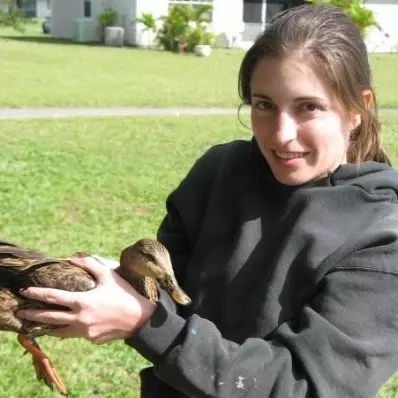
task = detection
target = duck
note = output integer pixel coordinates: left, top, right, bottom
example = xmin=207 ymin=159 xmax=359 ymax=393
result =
xmin=0 ymin=238 xmax=191 ymax=396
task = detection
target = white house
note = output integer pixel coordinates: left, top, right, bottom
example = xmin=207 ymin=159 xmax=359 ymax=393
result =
xmin=239 ymin=0 xmax=398 ymax=52
xmin=51 ymin=0 xmax=167 ymax=43
xmin=364 ymin=0 xmax=398 ymax=52
xmin=50 ymin=0 xmax=244 ymax=45
xmin=49 ymin=0 xmax=398 ymax=52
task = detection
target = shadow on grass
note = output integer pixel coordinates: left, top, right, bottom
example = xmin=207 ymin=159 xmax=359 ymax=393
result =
xmin=0 ymin=33 xmax=144 ymax=50
xmin=0 ymin=34 xmax=197 ymax=56
xmin=0 ymin=34 xmax=107 ymax=47
xmin=0 ymin=32 xmax=220 ymax=57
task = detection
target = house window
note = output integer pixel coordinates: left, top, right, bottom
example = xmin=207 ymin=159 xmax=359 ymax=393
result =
xmin=169 ymin=0 xmax=213 ymax=3
xmin=266 ymin=0 xmax=305 ymax=22
xmin=16 ymin=0 xmax=36 ymax=17
xmin=243 ymin=0 xmax=263 ymax=23
xmin=84 ymin=0 xmax=91 ymax=17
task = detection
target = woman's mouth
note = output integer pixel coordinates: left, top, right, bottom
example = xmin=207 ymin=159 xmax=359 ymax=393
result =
xmin=273 ymin=151 xmax=308 ymax=160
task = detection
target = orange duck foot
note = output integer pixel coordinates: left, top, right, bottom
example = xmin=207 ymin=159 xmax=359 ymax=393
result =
xmin=17 ymin=334 xmax=68 ymax=396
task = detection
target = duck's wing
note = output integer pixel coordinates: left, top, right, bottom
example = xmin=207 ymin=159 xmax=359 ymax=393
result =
xmin=0 ymin=241 xmax=63 ymax=286
xmin=0 ymin=241 xmax=96 ymax=292
xmin=0 ymin=240 xmax=49 ymax=271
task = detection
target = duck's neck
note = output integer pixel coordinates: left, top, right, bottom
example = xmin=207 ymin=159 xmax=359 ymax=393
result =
xmin=115 ymin=267 xmax=159 ymax=302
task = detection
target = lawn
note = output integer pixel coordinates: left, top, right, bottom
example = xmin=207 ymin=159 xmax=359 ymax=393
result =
xmin=0 ymin=114 xmax=398 ymax=397
xmin=0 ymin=24 xmax=243 ymax=109
xmin=0 ymin=115 xmax=248 ymax=397
xmin=0 ymin=24 xmax=398 ymax=109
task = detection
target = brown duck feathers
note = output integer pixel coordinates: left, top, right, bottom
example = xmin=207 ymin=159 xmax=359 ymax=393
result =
xmin=0 ymin=238 xmax=191 ymax=396
xmin=0 ymin=240 xmax=95 ymax=335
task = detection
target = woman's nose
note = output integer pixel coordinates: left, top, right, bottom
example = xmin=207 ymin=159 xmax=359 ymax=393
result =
xmin=274 ymin=112 xmax=297 ymax=144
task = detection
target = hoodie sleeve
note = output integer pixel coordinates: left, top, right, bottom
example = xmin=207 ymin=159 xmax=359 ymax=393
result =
xmin=153 ymin=201 xmax=190 ymax=314
xmin=154 ymin=143 xmax=230 ymax=313
xmin=126 ymin=239 xmax=398 ymax=398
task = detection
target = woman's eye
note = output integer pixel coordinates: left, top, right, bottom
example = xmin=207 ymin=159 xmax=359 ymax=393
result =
xmin=301 ymin=102 xmax=322 ymax=112
xmin=254 ymin=101 xmax=273 ymax=111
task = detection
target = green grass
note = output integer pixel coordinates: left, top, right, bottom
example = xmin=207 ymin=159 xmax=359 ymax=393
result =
xmin=0 ymin=115 xmax=248 ymax=397
xmin=0 ymin=25 xmax=244 ymax=108
xmin=1 ymin=23 xmax=398 ymax=108
xmin=0 ymin=114 xmax=398 ymax=396
xmin=370 ymin=54 xmax=398 ymax=109
xmin=0 ymin=115 xmax=248 ymax=253
xmin=379 ymin=376 xmax=398 ymax=398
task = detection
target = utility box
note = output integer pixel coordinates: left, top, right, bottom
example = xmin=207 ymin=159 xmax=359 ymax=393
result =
xmin=73 ymin=18 xmax=91 ymax=43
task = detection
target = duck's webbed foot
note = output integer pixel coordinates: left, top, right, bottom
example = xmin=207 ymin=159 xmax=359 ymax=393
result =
xmin=17 ymin=334 xmax=68 ymax=396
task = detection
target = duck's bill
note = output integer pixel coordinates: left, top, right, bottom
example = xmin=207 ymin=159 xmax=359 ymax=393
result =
xmin=171 ymin=287 xmax=192 ymax=306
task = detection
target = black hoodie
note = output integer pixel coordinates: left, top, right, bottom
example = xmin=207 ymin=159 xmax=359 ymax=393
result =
xmin=126 ymin=138 xmax=398 ymax=398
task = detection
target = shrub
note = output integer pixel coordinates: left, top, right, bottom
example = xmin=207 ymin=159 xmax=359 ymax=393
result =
xmin=134 ymin=12 xmax=158 ymax=33
xmin=307 ymin=0 xmax=379 ymax=37
xmin=0 ymin=0 xmax=26 ymax=32
xmin=134 ymin=12 xmax=159 ymax=48
xmin=186 ymin=22 xmax=215 ymax=52
xmin=97 ymin=8 xmax=118 ymax=28
xmin=155 ymin=4 xmax=215 ymax=53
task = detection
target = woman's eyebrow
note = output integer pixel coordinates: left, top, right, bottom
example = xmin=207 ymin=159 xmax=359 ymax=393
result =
xmin=294 ymin=96 xmax=327 ymax=102
xmin=251 ymin=94 xmax=327 ymax=102
xmin=251 ymin=93 xmax=271 ymax=99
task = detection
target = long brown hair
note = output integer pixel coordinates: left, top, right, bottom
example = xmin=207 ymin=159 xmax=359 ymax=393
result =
xmin=238 ymin=4 xmax=391 ymax=166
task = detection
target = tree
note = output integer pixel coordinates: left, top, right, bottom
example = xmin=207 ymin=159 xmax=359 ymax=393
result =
xmin=0 ymin=0 xmax=26 ymax=32
xmin=307 ymin=0 xmax=379 ymax=37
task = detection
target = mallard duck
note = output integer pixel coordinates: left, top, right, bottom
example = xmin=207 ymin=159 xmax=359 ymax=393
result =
xmin=0 ymin=238 xmax=191 ymax=396
xmin=118 ymin=239 xmax=191 ymax=305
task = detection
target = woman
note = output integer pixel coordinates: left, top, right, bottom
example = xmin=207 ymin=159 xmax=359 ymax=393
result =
xmin=18 ymin=5 xmax=398 ymax=397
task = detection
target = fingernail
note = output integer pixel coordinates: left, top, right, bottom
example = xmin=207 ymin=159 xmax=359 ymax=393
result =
xmin=19 ymin=288 xmax=28 ymax=294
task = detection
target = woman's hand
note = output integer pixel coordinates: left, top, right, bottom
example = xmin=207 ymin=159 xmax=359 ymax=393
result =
xmin=17 ymin=255 xmax=156 ymax=344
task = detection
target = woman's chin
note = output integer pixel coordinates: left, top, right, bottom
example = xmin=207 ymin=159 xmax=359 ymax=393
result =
xmin=269 ymin=165 xmax=319 ymax=186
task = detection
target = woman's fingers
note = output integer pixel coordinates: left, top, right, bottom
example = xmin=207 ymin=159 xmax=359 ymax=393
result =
xmin=68 ymin=254 xmax=111 ymax=284
xmin=17 ymin=308 xmax=75 ymax=325
xmin=47 ymin=326 xmax=81 ymax=339
xmin=19 ymin=287 xmax=79 ymax=308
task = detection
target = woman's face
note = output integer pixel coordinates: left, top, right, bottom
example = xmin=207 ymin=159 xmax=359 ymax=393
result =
xmin=250 ymin=56 xmax=360 ymax=186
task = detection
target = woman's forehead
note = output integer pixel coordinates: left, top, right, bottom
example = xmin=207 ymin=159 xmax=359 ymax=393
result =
xmin=250 ymin=56 xmax=331 ymax=102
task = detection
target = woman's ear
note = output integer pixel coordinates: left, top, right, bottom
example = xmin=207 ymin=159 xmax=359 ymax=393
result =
xmin=348 ymin=90 xmax=374 ymax=130
xmin=350 ymin=113 xmax=361 ymax=130
xmin=362 ymin=89 xmax=373 ymax=109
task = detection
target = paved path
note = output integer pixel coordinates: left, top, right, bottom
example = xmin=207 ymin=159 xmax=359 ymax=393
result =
xmin=0 ymin=107 xmax=244 ymax=120
xmin=0 ymin=107 xmax=397 ymax=120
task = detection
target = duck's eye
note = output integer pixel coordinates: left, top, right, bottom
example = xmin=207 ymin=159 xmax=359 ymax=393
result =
xmin=143 ymin=251 xmax=157 ymax=263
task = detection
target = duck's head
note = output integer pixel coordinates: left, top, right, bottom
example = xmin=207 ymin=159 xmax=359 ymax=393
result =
xmin=120 ymin=239 xmax=191 ymax=306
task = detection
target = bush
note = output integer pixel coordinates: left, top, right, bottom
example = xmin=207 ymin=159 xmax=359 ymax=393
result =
xmin=155 ymin=4 xmax=215 ymax=53
xmin=156 ymin=6 xmax=189 ymax=52
xmin=0 ymin=0 xmax=26 ymax=32
xmin=134 ymin=12 xmax=157 ymax=33
xmin=307 ymin=0 xmax=379 ymax=37
xmin=97 ymin=8 xmax=118 ymax=27
xmin=97 ymin=7 xmax=118 ymax=43
xmin=186 ymin=22 xmax=215 ymax=52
